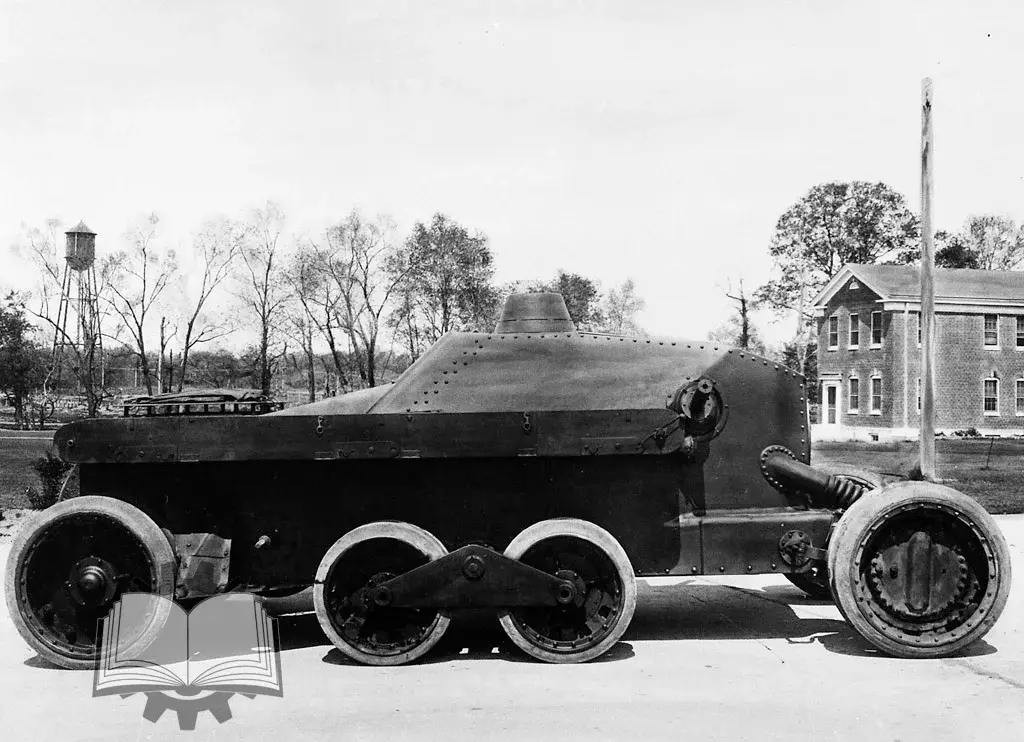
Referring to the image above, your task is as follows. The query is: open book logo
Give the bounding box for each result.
[93,593,282,729]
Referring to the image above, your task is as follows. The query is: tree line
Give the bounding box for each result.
[10,182,1001,427]
[1,204,644,428]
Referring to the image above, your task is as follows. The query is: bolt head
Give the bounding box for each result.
[462,555,486,581]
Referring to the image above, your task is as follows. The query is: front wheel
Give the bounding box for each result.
[4,496,177,669]
[828,481,1011,658]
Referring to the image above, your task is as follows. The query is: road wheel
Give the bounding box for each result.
[829,481,1011,658]
[5,496,177,669]
[786,465,885,600]
[314,521,451,666]
[497,518,636,664]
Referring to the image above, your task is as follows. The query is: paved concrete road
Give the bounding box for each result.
[2,518,1023,742]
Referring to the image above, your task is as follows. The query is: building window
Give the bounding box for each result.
[984,378,999,415]
[849,378,859,413]
[1017,379,1024,416]
[917,378,921,412]
[870,377,882,414]
[984,314,999,347]
[1017,316,1024,349]
[916,312,922,346]
[848,313,859,348]
[871,311,883,346]
[827,316,838,350]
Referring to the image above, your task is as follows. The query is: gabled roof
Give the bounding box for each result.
[65,220,95,235]
[813,263,1024,307]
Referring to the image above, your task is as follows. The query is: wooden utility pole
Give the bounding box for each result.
[158,316,166,393]
[920,78,936,480]
[795,267,808,376]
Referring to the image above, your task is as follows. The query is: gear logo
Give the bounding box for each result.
[93,593,283,729]
[140,690,239,730]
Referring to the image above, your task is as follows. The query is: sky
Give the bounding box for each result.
[3,0,1024,351]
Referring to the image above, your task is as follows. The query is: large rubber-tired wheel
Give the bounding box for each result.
[828,481,1011,658]
[4,496,177,670]
[313,521,451,666]
[786,464,885,600]
[498,518,637,664]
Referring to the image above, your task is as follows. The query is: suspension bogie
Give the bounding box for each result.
[312,518,637,665]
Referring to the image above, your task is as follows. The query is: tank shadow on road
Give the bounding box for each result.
[257,581,1001,663]
[627,581,996,660]
[320,637,637,666]
[13,579,997,670]
[627,580,868,656]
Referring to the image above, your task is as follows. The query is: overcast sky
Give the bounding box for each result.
[3,0,1023,347]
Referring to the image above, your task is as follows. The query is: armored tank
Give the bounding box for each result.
[5,293,1012,668]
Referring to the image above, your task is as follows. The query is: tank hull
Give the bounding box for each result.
[51,327,818,592]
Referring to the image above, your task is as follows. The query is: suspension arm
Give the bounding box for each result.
[365,544,579,609]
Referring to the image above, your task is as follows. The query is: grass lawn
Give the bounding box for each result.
[0,431,55,509]
[814,438,1024,515]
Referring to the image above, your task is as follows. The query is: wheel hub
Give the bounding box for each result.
[868,533,968,620]
[554,569,584,607]
[67,557,119,607]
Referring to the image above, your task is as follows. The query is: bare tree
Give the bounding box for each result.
[599,279,646,335]
[285,241,351,392]
[318,211,405,388]
[177,216,245,390]
[238,202,289,395]
[708,278,765,353]
[281,246,320,402]
[157,316,179,393]
[287,306,317,402]
[103,213,178,396]
[288,211,405,390]
[390,291,426,363]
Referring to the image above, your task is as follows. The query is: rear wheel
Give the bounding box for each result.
[829,481,1011,658]
[314,521,451,666]
[497,519,636,664]
[4,496,176,669]
[786,465,884,600]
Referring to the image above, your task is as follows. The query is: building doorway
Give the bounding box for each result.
[822,381,840,426]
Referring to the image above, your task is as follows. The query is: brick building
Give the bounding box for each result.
[811,263,1024,440]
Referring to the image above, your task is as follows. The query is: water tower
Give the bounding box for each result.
[53,221,103,390]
